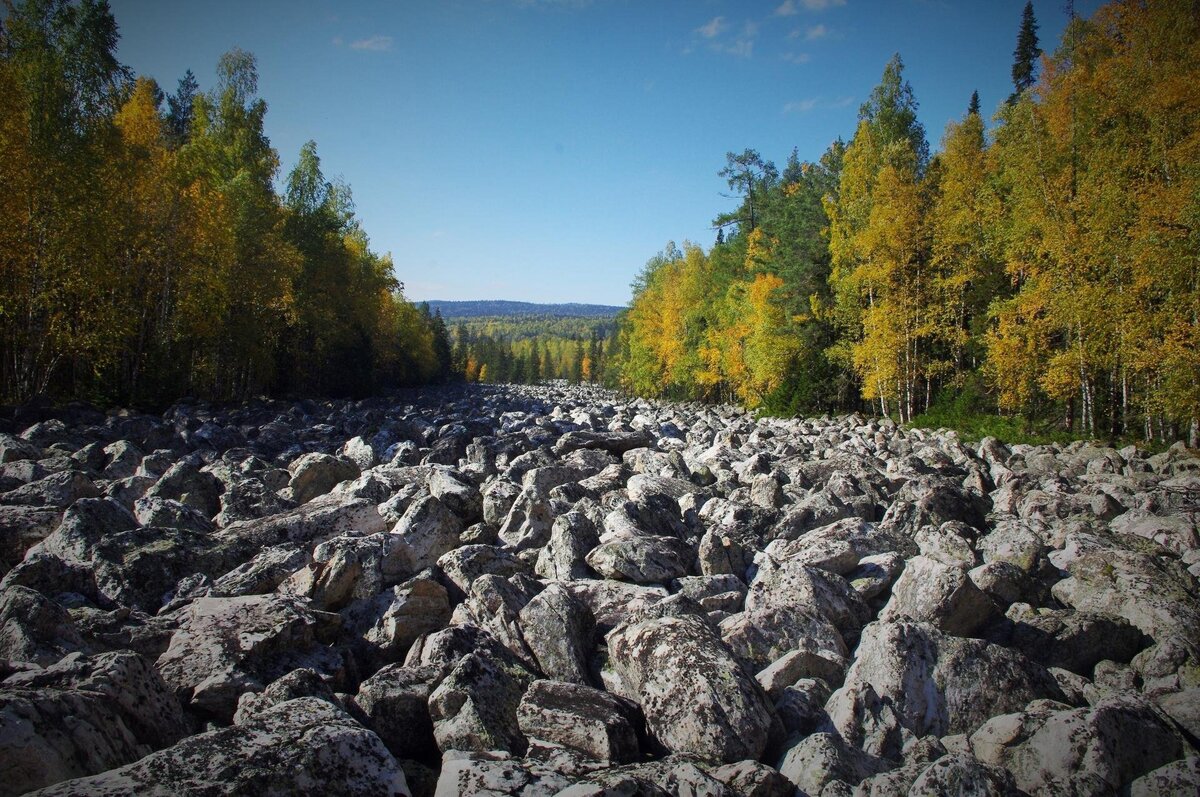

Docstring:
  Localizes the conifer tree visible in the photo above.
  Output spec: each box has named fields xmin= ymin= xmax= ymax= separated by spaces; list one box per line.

xmin=166 ymin=69 xmax=199 ymax=145
xmin=1009 ymin=2 xmax=1041 ymax=104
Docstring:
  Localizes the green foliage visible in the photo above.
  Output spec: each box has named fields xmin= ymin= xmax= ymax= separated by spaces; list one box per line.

xmin=451 ymin=314 xmax=617 ymax=387
xmin=0 ymin=1 xmax=444 ymax=406
xmin=1009 ymin=1 xmax=1042 ymax=104
xmin=616 ymin=0 xmax=1200 ymax=446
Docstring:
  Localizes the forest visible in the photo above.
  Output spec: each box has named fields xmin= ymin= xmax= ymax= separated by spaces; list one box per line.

xmin=3 ymin=0 xmax=1198 ymax=447
xmin=448 ymin=314 xmax=619 ymax=386
xmin=0 ymin=0 xmax=455 ymax=407
xmin=612 ymin=0 xmax=1200 ymax=445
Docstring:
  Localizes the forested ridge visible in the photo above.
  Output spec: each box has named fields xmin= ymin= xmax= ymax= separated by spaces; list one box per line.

xmin=612 ymin=0 xmax=1200 ymax=446
xmin=4 ymin=0 xmax=1198 ymax=448
xmin=0 ymin=0 xmax=454 ymax=408
xmin=448 ymin=314 xmax=619 ymax=387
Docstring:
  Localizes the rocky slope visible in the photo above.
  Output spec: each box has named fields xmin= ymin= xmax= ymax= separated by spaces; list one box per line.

xmin=1 ymin=383 xmax=1199 ymax=796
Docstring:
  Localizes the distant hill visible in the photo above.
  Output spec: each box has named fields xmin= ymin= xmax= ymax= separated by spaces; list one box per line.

xmin=422 ymin=300 xmax=624 ymax=319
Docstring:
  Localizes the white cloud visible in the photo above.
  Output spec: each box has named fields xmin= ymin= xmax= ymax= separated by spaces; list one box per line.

xmin=692 ymin=17 xmax=756 ymax=58
xmin=782 ymin=51 xmax=812 ymax=64
xmin=802 ymin=0 xmax=846 ymax=9
xmin=696 ymin=16 xmax=727 ymax=39
xmin=783 ymin=98 xmax=819 ymax=113
xmin=514 ymin=0 xmax=594 ymax=8
xmin=773 ymin=1 xmax=799 ymax=16
xmin=721 ymin=38 xmax=754 ymax=58
xmin=805 ymin=24 xmax=828 ymax=40
xmin=350 ymin=35 xmax=393 ymax=51
xmin=782 ymin=95 xmax=854 ymax=113
xmin=718 ymin=21 xmax=758 ymax=58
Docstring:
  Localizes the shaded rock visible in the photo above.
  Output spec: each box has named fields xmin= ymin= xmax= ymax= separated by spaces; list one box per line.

xmin=518 ymin=583 xmax=594 ymax=685
xmin=354 ymin=663 xmax=443 ymax=763
xmin=132 ymin=495 xmax=214 ymax=533
xmin=0 ymin=471 xmax=99 ymax=508
xmin=778 ymin=732 xmax=887 ymax=795
xmin=1052 ymin=547 xmax=1200 ymax=651
xmin=155 ymin=594 xmax=343 ymax=722
xmin=517 ymin=679 xmax=641 ymax=763
xmin=428 ymin=469 xmax=483 ymax=524
xmin=774 ymin=679 xmax=832 ymax=738
xmin=209 ymin=543 xmax=309 ymax=597
xmin=29 ymin=497 xmax=138 ymax=567
xmin=720 ymin=604 xmax=849 ymax=679
xmin=26 ymin=698 xmax=409 ymax=797
xmin=428 ymin=651 xmax=534 ymax=755
xmin=1129 ymin=756 xmax=1200 ymax=797
xmin=213 ymin=477 xmax=294 ymax=527
xmin=826 ymin=620 xmax=1065 ymax=756
xmin=970 ymin=695 xmax=1187 ymax=796
xmin=1001 ymin=603 xmax=1147 ymax=676
xmin=341 ymin=573 xmax=451 ymax=669
xmin=144 ymin=458 xmax=222 ymax=518
xmin=392 ymin=495 xmax=464 ymax=573
xmin=0 ymin=433 xmax=43 ymax=464
xmin=0 ymin=651 xmax=186 ymax=795
xmin=100 ymin=440 xmax=142 ymax=480
xmin=497 ymin=490 xmax=556 ymax=552
xmin=89 ymin=525 xmax=230 ymax=612
xmin=438 ymin=544 xmax=529 ymax=596
xmin=287 ymin=453 xmax=359 ymax=505
xmin=586 ymin=535 xmax=690 ymax=585
xmin=535 ymin=512 xmax=600 ymax=581
xmin=232 ymin=666 xmax=337 ymax=724
xmin=6 ymin=650 xmax=188 ymax=746
xmin=879 ymin=555 xmax=997 ymax=637
xmin=0 ymin=585 xmax=83 ymax=665
xmin=554 ymin=429 xmax=653 ymax=456
xmin=606 ymin=614 xmax=774 ymax=764
xmin=0 ymin=505 xmax=62 ymax=573
xmin=883 ymin=475 xmax=991 ymax=532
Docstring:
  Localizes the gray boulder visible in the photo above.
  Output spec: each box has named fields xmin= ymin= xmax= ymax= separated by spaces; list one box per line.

xmin=26 ymin=698 xmax=409 ymax=797
xmin=516 ymin=679 xmax=641 ymax=763
xmin=155 ymin=594 xmax=342 ymax=722
xmin=287 ymin=453 xmax=359 ymax=505
xmin=606 ymin=613 xmax=774 ymax=764
xmin=971 ymin=695 xmax=1187 ymax=796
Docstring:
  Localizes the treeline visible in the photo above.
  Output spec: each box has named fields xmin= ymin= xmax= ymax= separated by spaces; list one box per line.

xmin=450 ymin=320 xmax=618 ymax=386
xmin=0 ymin=0 xmax=449 ymax=408
xmin=614 ymin=0 xmax=1200 ymax=444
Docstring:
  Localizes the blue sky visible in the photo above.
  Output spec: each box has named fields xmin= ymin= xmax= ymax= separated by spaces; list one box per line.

xmin=109 ymin=0 xmax=1099 ymax=306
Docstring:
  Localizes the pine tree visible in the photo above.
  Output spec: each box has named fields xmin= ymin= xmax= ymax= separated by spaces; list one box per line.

xmin=1008 ymin=2 xmax=1041 ymax=105
xmin=166 ymin=69 xmax=199 ymax=145
xmin=968 ymin=90 xmax=980 ymax=117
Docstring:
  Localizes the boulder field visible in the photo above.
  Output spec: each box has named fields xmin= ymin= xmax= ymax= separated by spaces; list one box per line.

xmin=1 ymin=383 xmax=1198 ymax=796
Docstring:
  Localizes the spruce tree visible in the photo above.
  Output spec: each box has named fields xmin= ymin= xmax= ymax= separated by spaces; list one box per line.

xmin=968 ymin=89 xmax=981 ymax=117
xmin=1009 ymin=2 xmax=1041 ymax=104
